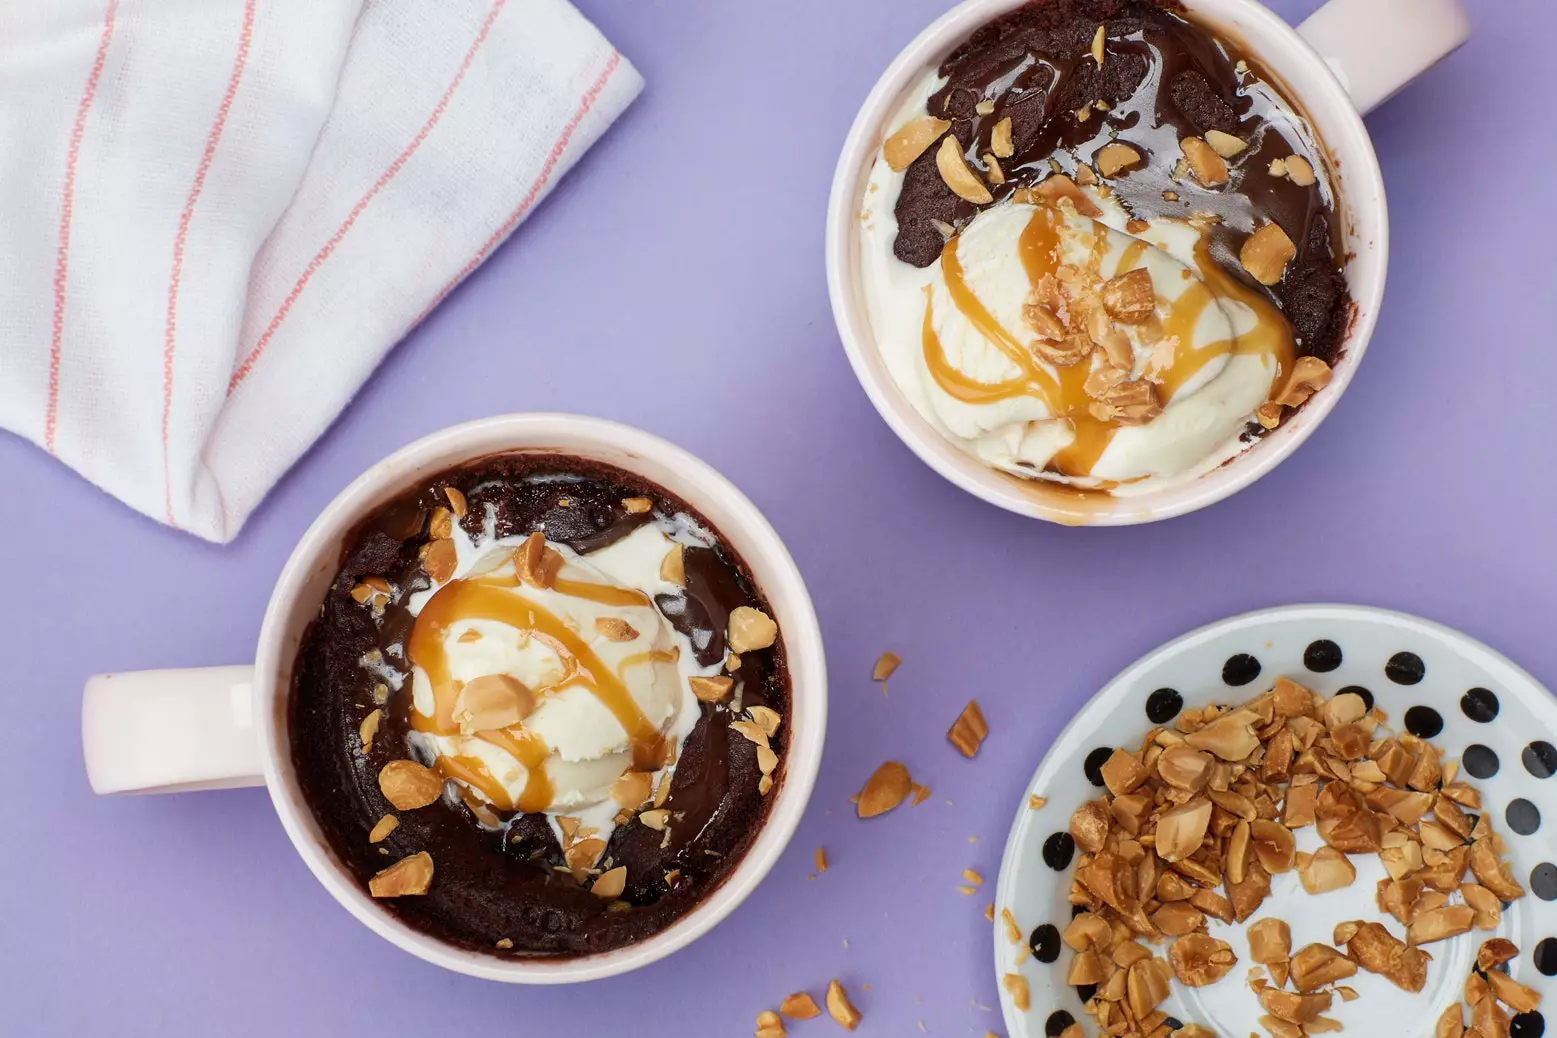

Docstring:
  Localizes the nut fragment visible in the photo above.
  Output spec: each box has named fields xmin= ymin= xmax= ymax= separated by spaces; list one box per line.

xmin=1250 ymin=819 xmax=1297 ymax=874
xmin=369 ymin=851 xmax=434 ymax=897
xmin=1096 ymin=142 xmax=1142 ymax=179
xmin=659 ymin=543 xmax=685 ymax=585
xmin=883 ymin=116 xmax=953 ymax=172
xmin=936 ymin=136 xmax=994 ymax=205
xmin=1101 ymin=749 xmax=1149 ymax=795
xmin=1274 ymin=356 xmax=1333 ymax=410
xmin=948 ymin=700 xmax=989 ymax=758
xmin=429 ymin=507 xmax=453 ymax=539
xmin=1259 ymin=988 xmax=1333 ymax=1024
xmin=1101 ymin=269 xmax=1156 ymax=324
xmin=728 ymin=606 xmax=779 ymax=653
xmin=1408 ymin=904 xmax=1475 ymax=945
xmin=1181 ymin=137 xmax=1230 ymax=187
xmin=1126 ymin=957 xmax=1173 ymax=1016
xmin=592 ymin=865 xmax=627 ymax=900
xmin=779 ymin=993 xmax=822 ymax=1020
xmin=454 ymin=674 xmax=535 ymax=735
xmin=872 ymin=652 xmax=901 ymax=682
xmin=1151 ymin=901 xmax=1204 ymax=936
xmin=1023 ymin=300 xmax=1067 ymax=341
xmin=1289 ymin=943 xmax=1357 ymax=992
xmin=612 ymin=770 xmax=652 ymax=808
xmin=1240 ymin=223 xmax=1297 ymax=285
xmin=1204 ymin=129 xmax=1247 ymax=158
xmin=748 ymin=705 xmax=782 ymax=739
xmin=443 ymin=486 xmax=468 ymax=517
xmin=827 ymin=979 xmax=863 ymax=1030
xmin=1184 ymin=710 xmax=1260 ymax=761
xmin=1032 ymin=174 xmax=1102 ymax=217
xmin=857 ymin=761 xmax=912 ymax=818
xmin=1478 ymin=937 xmax=1519 ymax=971
xmin=1156 ymin=797 xmax=1213 ymax=862
xmin=358 ymin=709 xmax=382 ymax=754
xmin=1469 ymin=835 xmax=1526 ymax=901
xmin=1285 ymin=155 xmax=1316 ymax=187
xmin=378 ymin=759 xmax=445 ymax=810
xmin=564 ymin=837 xmax=606 ymax=877
xmin=595 ymin=617 xmax=639 ymax=642
xmin=1344 ymin=920 xmax=1428 ymax=992
xmin=755 ymin=1009 xmax=786 ymax=1038
xmin=1486 ymin=968 xmax=1541 ymax=1014
xmin=421 ymin=537 xmax=457 ymax=583
xmin=1069 ymin=800 xmax=1112 ymax=854
xmin=990 ymin=117 xmax=1014 ymax=159
xmin=516 ymin=532 xmax=562 ymax=589
xmin=368 ymin=814 xmax=399 ymax=843
xmin=1157 ymin=745 xmax=1213 ymax=790
xmin=1248 ymin=918 xmax=1291 ymax=964
xmin=1461 ymin=883 xmax=1502 ymax=930
xmin=689 ymin=675 xmax=734 ymax=703
xmin=1089 ymin=378 xmax=1162 ymax=426
xmin=1297 ymin=845 xmax=1356 ymax=894
xmin=1090 ymin=24 xmax=1106 ymax=66
xmin=1169 ymin=934 xmax=1237 ymax=986
xmin=621 ymin=496 xmax=653 ymax=514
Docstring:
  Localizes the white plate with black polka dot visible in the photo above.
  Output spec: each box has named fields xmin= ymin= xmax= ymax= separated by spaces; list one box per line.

xmin=994 ymin=604 xmax=1557 ymax=1038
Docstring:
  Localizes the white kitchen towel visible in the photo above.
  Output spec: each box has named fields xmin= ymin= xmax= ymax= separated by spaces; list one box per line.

xmin=0 ymin=0 xmax=641 ymax=542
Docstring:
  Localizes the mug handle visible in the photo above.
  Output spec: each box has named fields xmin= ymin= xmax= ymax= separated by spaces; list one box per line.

xmin=1297 ymin=0 xmax=1471 ymax=116
xmin=82 ymin=666 xmax=265 ymax=794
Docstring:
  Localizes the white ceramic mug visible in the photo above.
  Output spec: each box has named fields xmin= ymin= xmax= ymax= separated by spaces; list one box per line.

xmin=80 ymin=414 xmax=828 ymax=983
xmin=826 ymin=0 xmax=1471 ymax=526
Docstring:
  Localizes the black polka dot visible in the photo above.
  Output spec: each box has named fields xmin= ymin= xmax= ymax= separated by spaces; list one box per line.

xmin=1339 ymin=685 xmax=1374 ymax=711
xmin=1303 ymin=639 xmax=1343 ymax=672
xmin=1535 ymin=937 xmax=1557 ymax=977
xmin=1463 ymin=744 xmax=1501 ymax=779
xmin=1532 ymin=863 xmax=1557 ymax=901
xmin=1030 ymin=923 xmax=1061 ymax=963
xmin=1162 ymin=1019 xmax=1183 ymax=1032
xmin=1074 ymin=983 xmax=1098 ymax=1003
xmin=1404 ymin=705 xmax=1444 ymax=739
xmin=1512 ymin=1011 xmax=1546 ymax=1038
xmin=1146 ymin=687 xmax=1183 ymax=724
xmin=1508 ymin=799 xmax=1542 ymax=836
xmin=1084 ymin=747 xmax=1112 ymax=787
xmin=1046 ymin=1010 xmax=1077 ymax=1037
xmin=1525 ymin=741 xmax=1557 ymax=779
xmin=1043 ymin=832 xmax=1076 ymax=871
xmin=1385 ymin=651 xmax=1425 ymax=684
xmin=1462 ymin=687 xmax=1500 ymax=723
xmin=1223 ymin=653 xmax=1261 ymax=686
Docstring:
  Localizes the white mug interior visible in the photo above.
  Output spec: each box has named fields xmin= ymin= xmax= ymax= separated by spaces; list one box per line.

xmin=826 ymin=0 xmax=1391 ymax=526
xmin=252 ymin=413 xmax=828 ymax=983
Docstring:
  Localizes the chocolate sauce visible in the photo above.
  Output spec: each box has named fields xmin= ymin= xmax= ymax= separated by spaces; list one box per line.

xmin=893 ymin=0 xmax=1352 ymax=364
xmin=289 ymin=455 xmax=788 ymax=957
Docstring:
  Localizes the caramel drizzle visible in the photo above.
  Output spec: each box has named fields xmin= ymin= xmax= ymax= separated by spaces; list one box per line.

xmin=921 ymin=205 xmax=1294 ymax=479
xmin=407 ymin=566 xmax=665 ymax=814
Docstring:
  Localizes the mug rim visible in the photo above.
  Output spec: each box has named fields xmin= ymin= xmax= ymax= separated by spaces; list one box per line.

xmin=251 ymin=413 xmax=829 ymax=983
xmin=824 ymin=0 xmax=1390 ymax=526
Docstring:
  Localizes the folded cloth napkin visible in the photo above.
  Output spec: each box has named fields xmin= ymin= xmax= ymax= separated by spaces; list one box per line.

xmin=0 ymin=0 xmax=641 ymax=542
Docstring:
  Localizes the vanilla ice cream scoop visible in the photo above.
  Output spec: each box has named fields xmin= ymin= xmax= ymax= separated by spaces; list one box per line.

xmin=404 ymin=527 xmax=702 ymax=836
xmin=907 ymin=197 xmax=1294 ymax=485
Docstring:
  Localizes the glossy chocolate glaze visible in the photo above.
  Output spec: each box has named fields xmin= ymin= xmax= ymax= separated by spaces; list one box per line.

xmin=289 ymin=455 xmax=788 ymax=957
xmin=893 ymin=0 xmax=1352 ymax=365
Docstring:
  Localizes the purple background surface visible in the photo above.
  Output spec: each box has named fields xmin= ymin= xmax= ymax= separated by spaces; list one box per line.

xmin=2 ymin=0 xmax=1550 ymax=1033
